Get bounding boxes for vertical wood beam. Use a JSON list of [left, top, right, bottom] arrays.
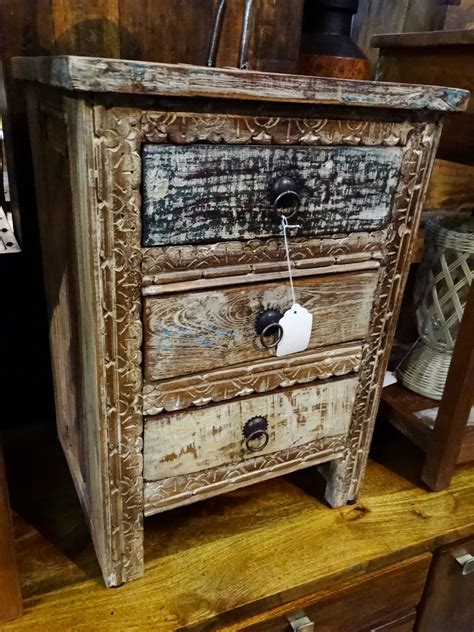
[[423, 284, 474, 491]]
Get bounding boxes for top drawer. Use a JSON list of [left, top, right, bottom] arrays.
[[142, 144, 402, 246]]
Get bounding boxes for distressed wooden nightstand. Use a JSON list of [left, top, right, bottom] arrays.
[[13, 56, 468, 586]]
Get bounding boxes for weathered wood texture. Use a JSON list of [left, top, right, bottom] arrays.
[[2, 420, 474, 631], [353, 0, 452, 68], [374, 32, 474, 164], [143, 343, 362, 415], [425, 159, 474, 212], [142, 144, 401, 246], [213, 0, 304, 72], [223, 554, 430, 632], [12, 56, 470, 111], [26, 90, 144, 588], [144, 377, 357, 481], [416, 538, 474, 632], [19, 62, 447, 584], [0, 445, 22, 624], [144, 272, 378, 381]]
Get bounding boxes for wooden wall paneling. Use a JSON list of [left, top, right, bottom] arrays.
[[0, 444, 22, 624], [118, 0, 216, 65], [50, 0, 120, 56]]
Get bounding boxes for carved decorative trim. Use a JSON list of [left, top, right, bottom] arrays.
[[144, 435, 347, 515], [143, 345, 362, 415], [142, 232, 386, 280], [140, 112, 415, 147], [89, 105, 439, 575], [138, 112, 414, 278], [93, 107, 145, 584], [325, 122, 443, 506]]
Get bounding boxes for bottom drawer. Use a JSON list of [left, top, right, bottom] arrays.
[[144, 376, 358, 483], [225, 554, 431, 632]]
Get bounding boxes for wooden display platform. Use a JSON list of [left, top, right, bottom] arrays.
[[381, 383, 474, 465], [1, 421, 474, 631]]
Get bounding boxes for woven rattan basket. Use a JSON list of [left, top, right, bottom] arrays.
[[397, 216, 474, 400]]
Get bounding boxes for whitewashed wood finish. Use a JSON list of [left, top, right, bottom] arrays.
[[144, 378, 358, 482], [144, 271, 379, 382], [142, 144, 402, 246], [11, 56, 470, 111], [22, 69, 448, 585], [143, 343, 362, 415]]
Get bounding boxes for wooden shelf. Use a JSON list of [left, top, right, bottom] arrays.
[[381, 383, 474, 465], [1, 420, 474, 630]]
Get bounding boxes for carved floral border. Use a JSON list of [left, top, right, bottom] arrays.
[[91, 107, 437, 578]]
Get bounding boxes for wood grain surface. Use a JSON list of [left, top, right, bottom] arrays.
[[0, 446, 22, 623], [142, 144, 401, 246], [2, 421, 474, 632], [11, 56, 470, 111], [144, 377, 357, 481], [144, 271, 379, 381], [223, 554, 430, 632]]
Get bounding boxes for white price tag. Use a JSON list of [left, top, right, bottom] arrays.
[[276, 303, 313, 357]]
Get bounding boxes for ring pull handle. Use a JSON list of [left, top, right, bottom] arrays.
[[255, 308, 283, 349], [270, 176, 301, 219], [243, 416, 270, 453]]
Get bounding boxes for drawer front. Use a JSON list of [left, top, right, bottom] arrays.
[[143, 377, 358, 481], [144, 271, 379, 382], [228, 554, 431, 632], [142, 144, 402, 246]]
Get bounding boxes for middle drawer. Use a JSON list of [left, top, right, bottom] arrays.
[[143, 271, 379, 382]]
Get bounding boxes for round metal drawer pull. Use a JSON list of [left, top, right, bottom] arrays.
[[455, 553, 474, 575], [255, 307, 284, 349], [270, 176, 301, 219], [260, 322, 284, 348], [243, 416, 269, 453]]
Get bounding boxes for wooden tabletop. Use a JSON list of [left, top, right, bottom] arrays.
[[1, 421, 474, 631], [11, 55, 469, 112]]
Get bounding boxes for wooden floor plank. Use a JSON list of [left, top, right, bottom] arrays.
[[1, 421, 474, 631]]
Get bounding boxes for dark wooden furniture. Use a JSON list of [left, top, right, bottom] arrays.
[[13, 55, 467, 586], [0, 444, 22, 624], [417, 538, 474, 632], [374, 30, 474, 491], [1, 420, 474, 630]]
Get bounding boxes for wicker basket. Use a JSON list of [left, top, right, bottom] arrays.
[[397, 216, 474, 400]]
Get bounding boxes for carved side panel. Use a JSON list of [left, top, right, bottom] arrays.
[[325, 122, 443, 506], [93, 107, 144, 585]]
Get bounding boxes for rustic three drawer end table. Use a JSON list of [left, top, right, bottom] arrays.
[[13, 56, 468, 586]]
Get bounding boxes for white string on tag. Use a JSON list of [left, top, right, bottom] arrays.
[[281, 216, 301, 305]]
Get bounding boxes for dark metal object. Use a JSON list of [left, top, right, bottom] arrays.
[[269, 176, 301, 219], [255, 307, 284, 349], [207, 0, 256, 69], [243, 416, 270, 452], [298, 0, 370, 79], [238, 0, 256, 69], [207, 0, 228, 67]]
